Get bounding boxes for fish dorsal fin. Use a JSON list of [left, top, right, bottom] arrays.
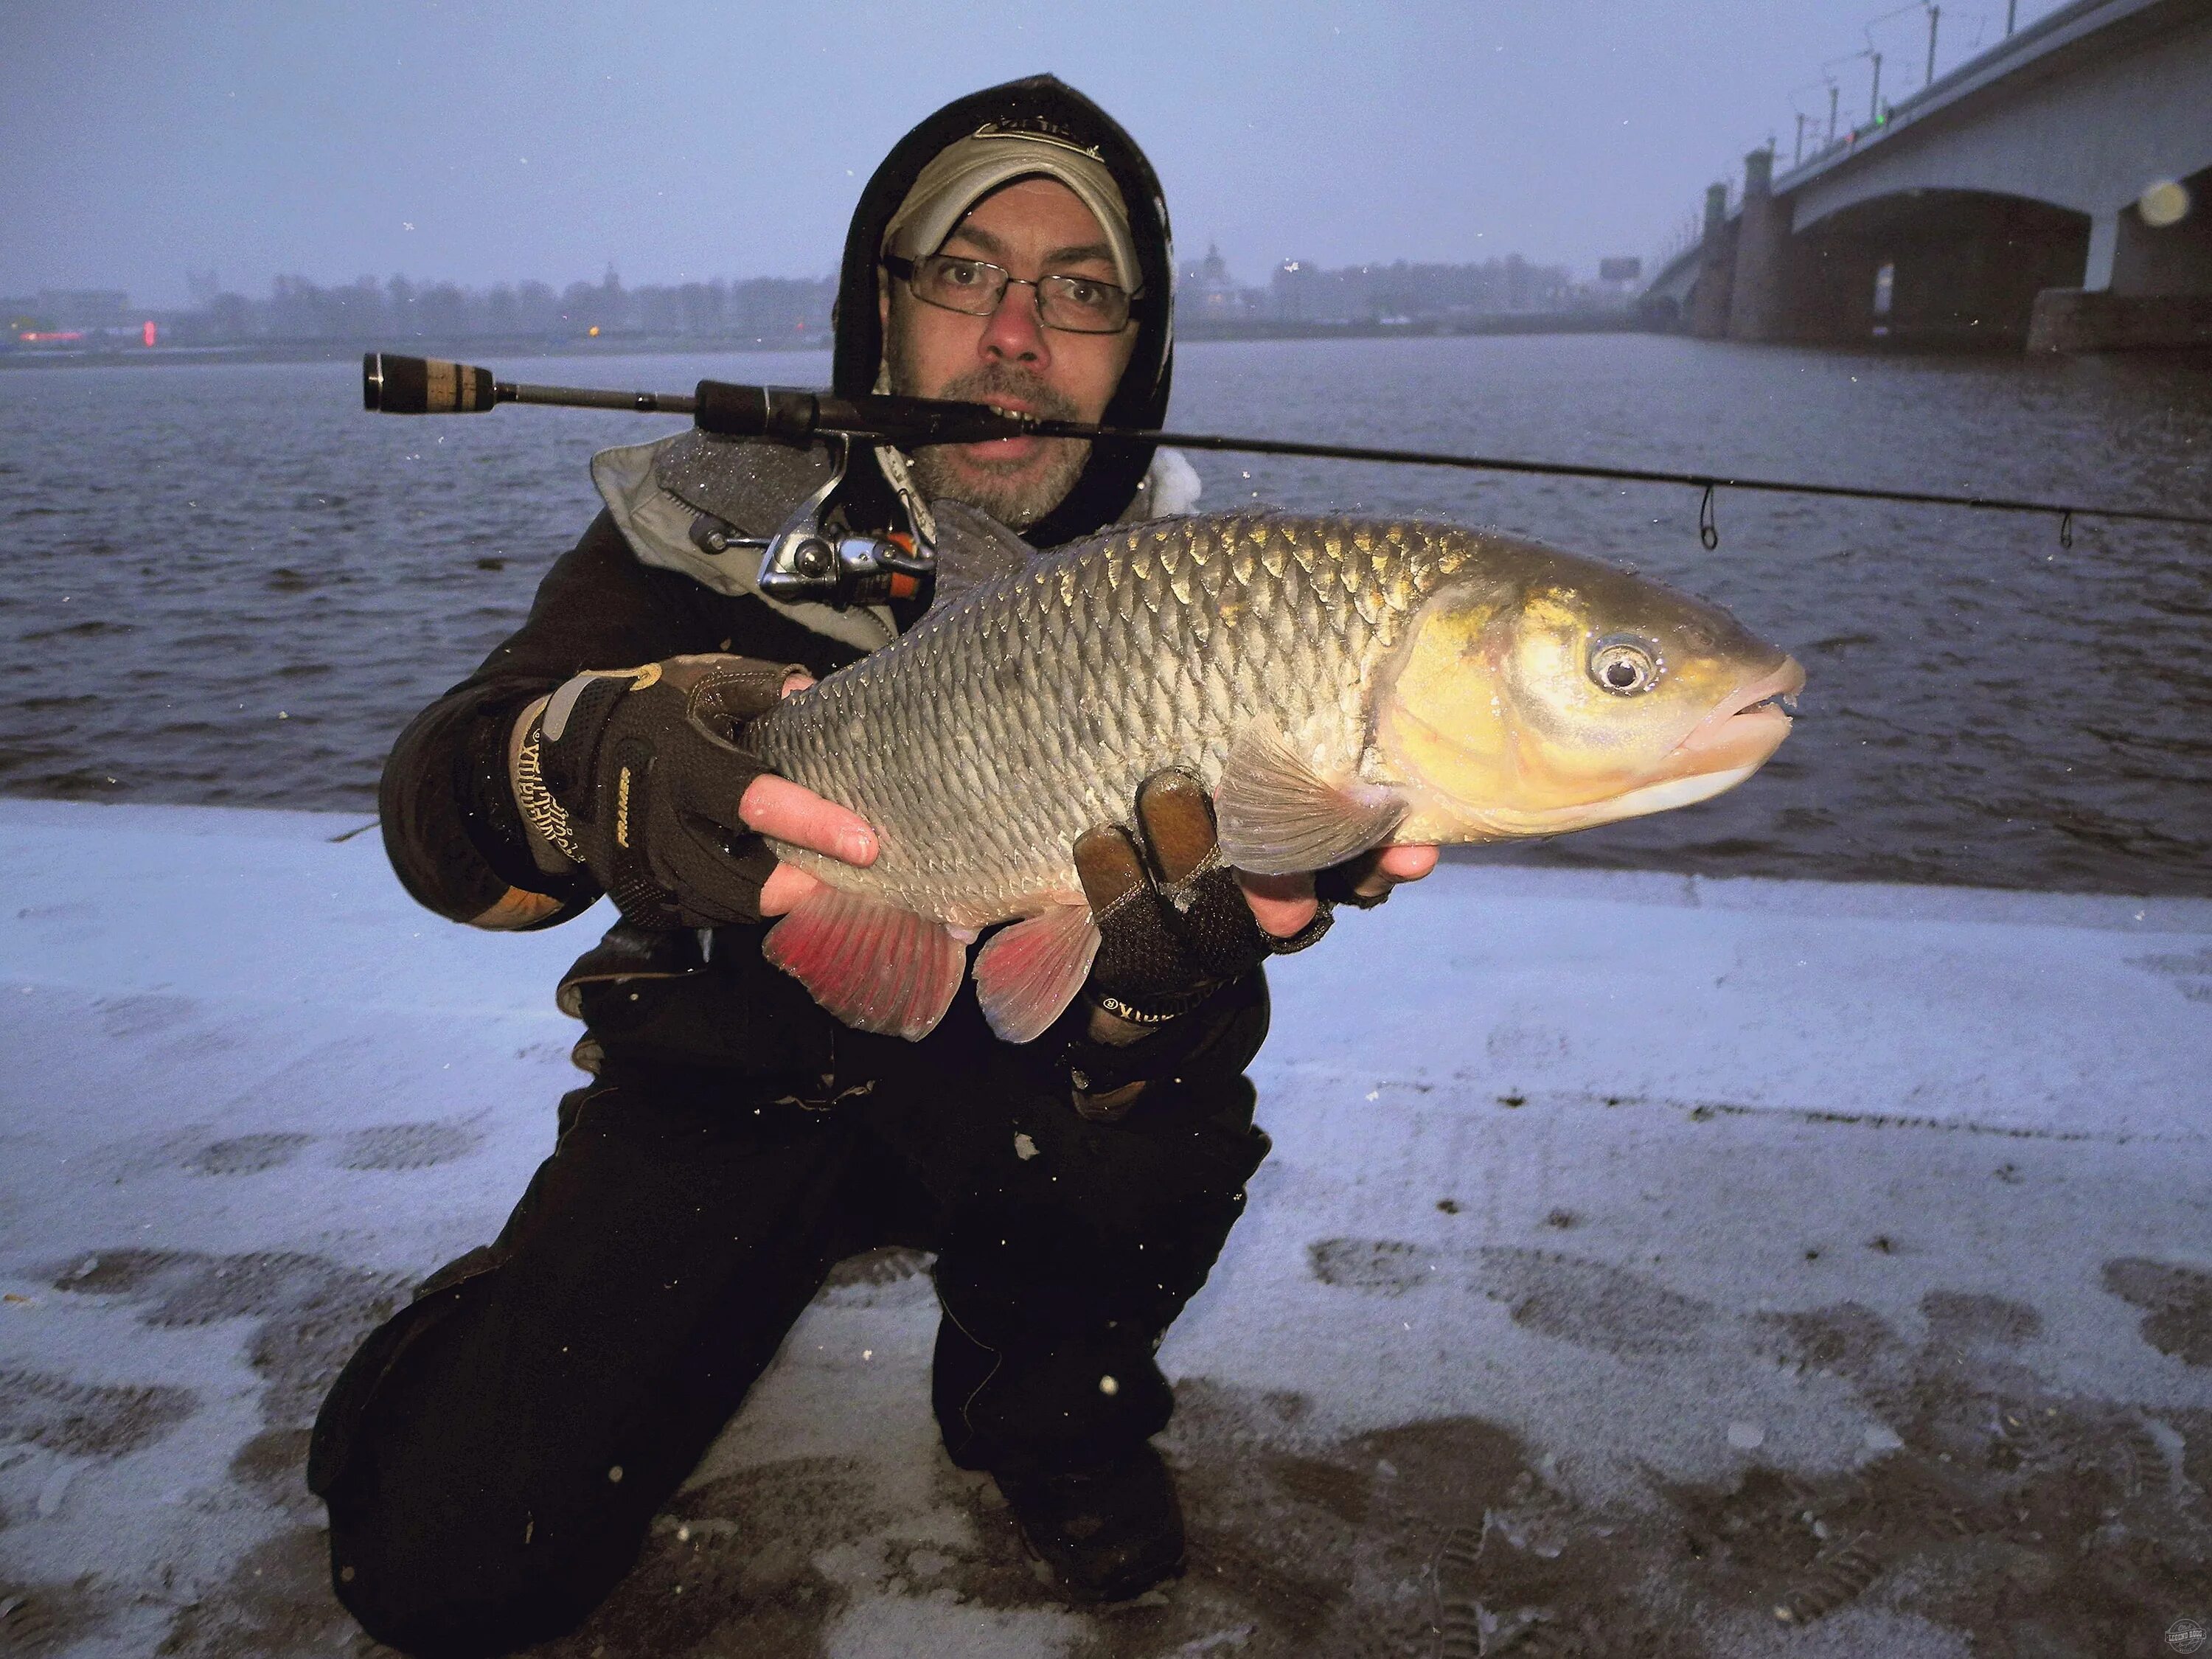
[[928, 498, 1038, 613], [762, 886, 967, 1041], [971, 904, 1102, 1045], [1215, 723, 1407, 876]]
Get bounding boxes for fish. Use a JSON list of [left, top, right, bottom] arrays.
[[744, 511, 1804, 1043]]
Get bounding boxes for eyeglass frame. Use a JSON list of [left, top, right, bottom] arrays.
[[881, 252, 1139, 335]]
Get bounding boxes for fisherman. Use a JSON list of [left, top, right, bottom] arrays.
[[312, 75, 1433, 1655]]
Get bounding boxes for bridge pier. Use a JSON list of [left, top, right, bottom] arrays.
[[1727, 149, 1790, 342], [2029, 162, 2212, 351], [2081, 209, 2121, 292], [1687, 183, 1736, 339]]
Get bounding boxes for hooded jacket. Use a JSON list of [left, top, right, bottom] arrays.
[[831, 75, 1178, 552], [375, 77, 1251, 1093]]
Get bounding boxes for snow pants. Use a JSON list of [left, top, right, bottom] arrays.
[[306, 979, 1271, 1658]]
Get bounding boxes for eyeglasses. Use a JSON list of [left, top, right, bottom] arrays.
[[883, 253, 1136, 335]]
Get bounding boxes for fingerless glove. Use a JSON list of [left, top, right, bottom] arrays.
[[524, 653, 802, 929]]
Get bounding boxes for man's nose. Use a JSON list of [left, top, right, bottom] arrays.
[[978, 281, 1051, 364]]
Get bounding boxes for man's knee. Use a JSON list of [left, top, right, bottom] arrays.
[[310, 1259, 645, 1655], [324, 1501, 630, 1659]]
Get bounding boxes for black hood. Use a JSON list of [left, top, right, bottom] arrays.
[[831, 75, 1175, 550]]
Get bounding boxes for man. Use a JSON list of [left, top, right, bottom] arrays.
[[312, 75, 1431, 1657]]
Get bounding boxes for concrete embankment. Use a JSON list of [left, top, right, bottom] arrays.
[[2, 799, 2208, 1656]]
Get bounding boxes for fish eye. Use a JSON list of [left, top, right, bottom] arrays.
[[1588, 635, 1660, 695]]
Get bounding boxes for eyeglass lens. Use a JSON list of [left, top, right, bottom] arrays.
[[910, 255, 1130, 333]]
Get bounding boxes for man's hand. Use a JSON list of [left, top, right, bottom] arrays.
[[743, 774, 875, 917], [1236, 844, 1439, 938], [746, 674, 878, 917], [1072, 770, 1436, 1040], [512, 656, 876, 929]]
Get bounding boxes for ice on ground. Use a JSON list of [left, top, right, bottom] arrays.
[[2, 799, 2209, 1658]]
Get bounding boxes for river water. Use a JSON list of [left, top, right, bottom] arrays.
[[2, 335, 2208, 896]]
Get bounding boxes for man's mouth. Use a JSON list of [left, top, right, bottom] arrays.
[[956, 432, 1048, 467], [945, 398, 1068, 467], [959, 401, 1040, 458], [911, 375, 1085, 472]]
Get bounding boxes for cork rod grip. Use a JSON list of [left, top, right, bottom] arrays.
[[363, 353, 498, 414]]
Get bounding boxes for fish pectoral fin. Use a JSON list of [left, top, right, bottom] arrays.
[[762, 886, 967, 1042], [1214, 723, 1407, 876], [971, 903, 1102, 1046]]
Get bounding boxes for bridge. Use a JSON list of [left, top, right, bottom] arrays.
[[1643, 0, 2212, 351]]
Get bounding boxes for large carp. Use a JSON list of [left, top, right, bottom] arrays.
[[745, 511, 1803, 1043]]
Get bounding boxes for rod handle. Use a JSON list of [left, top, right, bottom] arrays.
[[692, 380, 838, 441], [364, 352, 498, 414]]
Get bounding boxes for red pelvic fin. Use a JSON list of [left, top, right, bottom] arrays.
[[762, 885, 967, 1042], [971, 903, 1102, 1045]]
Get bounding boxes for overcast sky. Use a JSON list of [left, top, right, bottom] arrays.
[[3, 0, 2062, 307]]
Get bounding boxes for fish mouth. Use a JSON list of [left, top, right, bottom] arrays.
[[1531, 658, 1804, 833], [1673, 656, 1806, 768]]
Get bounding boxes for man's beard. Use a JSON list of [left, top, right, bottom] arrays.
[[883, 359, 1093, 532]]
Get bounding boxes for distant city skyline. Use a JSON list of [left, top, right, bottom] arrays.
[[4, 1, 2073, 307], [5, 247, 1617, 349], [1, 243, 1567, 316], [4, 242, 1584, 307]]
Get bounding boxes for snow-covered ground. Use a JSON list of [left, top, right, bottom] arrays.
[[2, 798, 2208, 1658]]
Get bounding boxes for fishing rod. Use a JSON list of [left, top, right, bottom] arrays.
[[363, 352, 2212, 556]]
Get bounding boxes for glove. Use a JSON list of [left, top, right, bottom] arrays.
[[1074, 768, 1333, 1029], [514, 653, 802, 929]]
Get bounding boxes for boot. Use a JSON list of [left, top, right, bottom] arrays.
[[992, 1441, 1186, 1601]]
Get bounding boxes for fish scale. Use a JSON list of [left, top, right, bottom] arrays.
[[745, 512, 1447, 928]]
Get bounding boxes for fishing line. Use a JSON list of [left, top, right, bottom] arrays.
[[1057, 422, 2212, 546]]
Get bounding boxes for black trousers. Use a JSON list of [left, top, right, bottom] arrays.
[[307, 987, 1271, 1658]]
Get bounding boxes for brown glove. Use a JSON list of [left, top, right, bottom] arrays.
[[1074, 769, 1333, 1029], [515, 653, 802, 929]]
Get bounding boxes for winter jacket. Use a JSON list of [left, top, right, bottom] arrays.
[[376, 76, 1265, 1100]]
